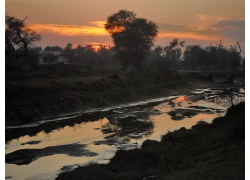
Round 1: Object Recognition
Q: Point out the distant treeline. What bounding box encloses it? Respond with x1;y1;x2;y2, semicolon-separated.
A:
146;39;244;71
5;12;244;71
6;39;244;71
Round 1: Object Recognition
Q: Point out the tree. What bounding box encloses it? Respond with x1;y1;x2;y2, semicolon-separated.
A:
42;52;58;64
5;15;41;63
163;38;185;69
182;40;242;71
105;10;158;68
227;42;242;71
183;45;205;70
5;30;16;63
44;46;63;51
64;43;73;51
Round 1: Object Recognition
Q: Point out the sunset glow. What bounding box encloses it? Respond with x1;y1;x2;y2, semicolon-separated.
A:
158;32;222;41
5;0;245;56
29;23;108;36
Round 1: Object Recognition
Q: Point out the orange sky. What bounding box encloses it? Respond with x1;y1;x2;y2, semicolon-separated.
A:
5;0;245;56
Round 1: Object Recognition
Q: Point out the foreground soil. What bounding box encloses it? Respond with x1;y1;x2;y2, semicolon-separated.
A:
56;102;245;180
6;64;242;125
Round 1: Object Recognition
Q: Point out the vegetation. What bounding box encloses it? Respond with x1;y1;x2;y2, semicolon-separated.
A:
105;10;158;68
145;38;185;69
181;40;242;71
5;12;244;71
5;15;41;64
55;102;245;180
145;39;243;71
6;65;193;125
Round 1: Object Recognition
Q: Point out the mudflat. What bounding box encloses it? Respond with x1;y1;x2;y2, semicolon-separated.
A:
6;64;245;179
7;64;235;126
55;102;245;180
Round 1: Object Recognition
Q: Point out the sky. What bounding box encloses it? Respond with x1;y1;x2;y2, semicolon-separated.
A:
5;0;245;57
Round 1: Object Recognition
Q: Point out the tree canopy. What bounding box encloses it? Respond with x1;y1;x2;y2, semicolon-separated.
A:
105;10;158;68
182;40;242;71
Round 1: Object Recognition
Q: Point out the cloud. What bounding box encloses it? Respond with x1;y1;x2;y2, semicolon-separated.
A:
158;32;221;41
156;18;245;57
157;17;244;42
213;19;245;30
29;23;108;36
30;18;245;57
157;22;221;41
33;30;112;49
195;14;211;21
90;21;106;27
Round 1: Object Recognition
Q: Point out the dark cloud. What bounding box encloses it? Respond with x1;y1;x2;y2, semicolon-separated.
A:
213;19;245;29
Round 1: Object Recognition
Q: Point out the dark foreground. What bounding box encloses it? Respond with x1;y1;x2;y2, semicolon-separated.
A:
6;64;243;126
56;102;245;180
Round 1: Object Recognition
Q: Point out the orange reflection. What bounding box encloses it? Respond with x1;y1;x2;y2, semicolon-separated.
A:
174;96;191;102
150;113;218;137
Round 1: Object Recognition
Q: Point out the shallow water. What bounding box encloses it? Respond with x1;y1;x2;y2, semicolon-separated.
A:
5;87;245;180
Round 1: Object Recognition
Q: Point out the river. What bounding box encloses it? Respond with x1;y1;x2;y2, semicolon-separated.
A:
5;87;245;180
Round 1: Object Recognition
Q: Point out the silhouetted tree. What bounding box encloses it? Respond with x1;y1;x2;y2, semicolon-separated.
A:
5;15;41;63
183;45;204;70
42;52;57;64
227;42;242;71
63;43;74;63
70;45;86;64
97;45;114;67
44;46;63;51
240;58;245;70
64;43;73;51
29;46;42;64
164;38;185;69
5;30;16;63
105;10;158;68
143;45;165;68
182;40;242;71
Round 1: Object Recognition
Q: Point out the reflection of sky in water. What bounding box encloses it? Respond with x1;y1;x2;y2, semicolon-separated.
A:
5;119;116;180
5;88;244;180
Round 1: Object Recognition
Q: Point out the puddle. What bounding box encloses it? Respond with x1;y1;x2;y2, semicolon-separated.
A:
5;87;244;180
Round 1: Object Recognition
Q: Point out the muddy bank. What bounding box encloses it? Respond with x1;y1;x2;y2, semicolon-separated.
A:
6;143;98;165
6;64;243;125
56;102;245;180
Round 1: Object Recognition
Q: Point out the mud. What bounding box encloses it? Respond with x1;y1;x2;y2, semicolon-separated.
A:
6;143;98;165
7;65;236;126
56;102;245;180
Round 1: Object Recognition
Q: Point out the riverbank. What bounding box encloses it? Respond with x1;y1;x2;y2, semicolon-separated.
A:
6;64;244;126
56;101;245;180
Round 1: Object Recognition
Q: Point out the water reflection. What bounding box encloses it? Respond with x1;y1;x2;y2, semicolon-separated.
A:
205;87;245;106
5;87;245;180
101;117;154;139
6;111;111;144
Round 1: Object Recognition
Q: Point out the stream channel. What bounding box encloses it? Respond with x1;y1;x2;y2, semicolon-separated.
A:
5;86;245;180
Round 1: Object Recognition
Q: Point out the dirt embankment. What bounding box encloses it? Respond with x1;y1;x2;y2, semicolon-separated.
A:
55;102;245;180
5;64;242;125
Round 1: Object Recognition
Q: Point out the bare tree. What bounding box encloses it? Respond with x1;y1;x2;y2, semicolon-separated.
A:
5;15;41;63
